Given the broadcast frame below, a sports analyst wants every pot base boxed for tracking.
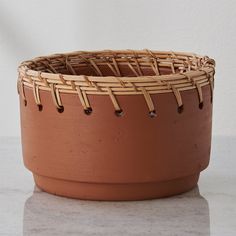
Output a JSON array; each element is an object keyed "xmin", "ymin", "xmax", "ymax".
[{"xmin": 33, "ymin": 173, "xmax": 200, "ymax": 201}]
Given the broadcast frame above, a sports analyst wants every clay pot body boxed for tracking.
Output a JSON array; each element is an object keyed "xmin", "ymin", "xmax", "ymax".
[{"xmin": 20, "ymin": 84, "xmax": 212, "ymax": 200}]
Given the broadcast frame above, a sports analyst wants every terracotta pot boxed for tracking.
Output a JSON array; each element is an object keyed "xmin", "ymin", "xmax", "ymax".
[{"xmin": 18, "ymin": 50, "xmax": 215, "ymax": 200}]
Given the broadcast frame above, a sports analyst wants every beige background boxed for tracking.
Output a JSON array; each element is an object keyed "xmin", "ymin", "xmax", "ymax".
[{"xmin": 0, "ymin": 0, "xmax": 235, "ymax": 136}]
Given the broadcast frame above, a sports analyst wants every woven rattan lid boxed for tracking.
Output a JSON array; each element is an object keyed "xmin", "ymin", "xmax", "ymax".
[{"xmin": 17, "ymin": 50, "xmax": 215, "ymax": 116}]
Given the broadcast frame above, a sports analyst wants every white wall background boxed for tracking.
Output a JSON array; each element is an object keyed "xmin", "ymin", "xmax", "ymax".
[{"xmin": 0, "ymin": 0, "xmax": 235, "ymax": 137}]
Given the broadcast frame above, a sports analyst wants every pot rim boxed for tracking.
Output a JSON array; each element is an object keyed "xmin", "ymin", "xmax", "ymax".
[{"xmin": 17, "ymin": 49, "xmax": 215, "ymax": 114}]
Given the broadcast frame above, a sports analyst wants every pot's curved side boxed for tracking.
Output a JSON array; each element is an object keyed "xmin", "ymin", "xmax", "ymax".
[{"xmin": 20, "ymin": 85, "xmax": 212, "ymax": 200}]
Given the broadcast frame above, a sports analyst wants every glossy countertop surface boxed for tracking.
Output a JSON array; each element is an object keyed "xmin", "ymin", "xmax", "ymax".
[{"xmin": 0, "ymin": 136, "xmax": 235, "ymax": 236}]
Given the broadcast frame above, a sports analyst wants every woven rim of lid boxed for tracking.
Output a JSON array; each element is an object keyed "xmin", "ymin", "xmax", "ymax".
[{"xmin": 17, "ymin": 49, "xmax": 215, "ymax": 116}]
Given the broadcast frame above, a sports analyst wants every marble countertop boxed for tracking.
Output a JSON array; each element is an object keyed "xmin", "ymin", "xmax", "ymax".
[{"xmin": 0, "ymin": 136, "xmax": 235, "ymax": 236}]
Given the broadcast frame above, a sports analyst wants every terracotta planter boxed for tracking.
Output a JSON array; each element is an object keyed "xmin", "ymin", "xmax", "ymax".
[{"xmin": 18, "ymin": 50, "xmax": 215, "ymax": 200}]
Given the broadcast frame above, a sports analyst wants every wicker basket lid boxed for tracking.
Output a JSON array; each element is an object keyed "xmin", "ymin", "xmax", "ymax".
[{"xmin": 17, "ymin": 50, "xmax": 215, "ymax": 116}]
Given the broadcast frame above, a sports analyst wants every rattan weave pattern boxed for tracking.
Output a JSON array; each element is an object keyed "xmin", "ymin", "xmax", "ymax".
[{"xmin": 17, "ymin": 50, "xmax": 215, "ymax": 115}]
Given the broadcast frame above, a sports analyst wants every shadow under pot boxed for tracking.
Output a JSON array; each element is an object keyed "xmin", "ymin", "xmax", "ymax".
[{"xmin": 17, "ymin": 50, "xmax": 216, "ymax": 200}]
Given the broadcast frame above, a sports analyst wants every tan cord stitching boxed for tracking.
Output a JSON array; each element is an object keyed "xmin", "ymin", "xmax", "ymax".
[
  {"xmin": 195, "ymin": 82, "xmax": 203, "ymax": 104},
  {"xmin": 91, "ymin": 81, "xmax": 101, "ymax": 92},
  {"xmin": 33, "ymin": 81, "xmax": 41, "ymax": 105},
  {"xmin": 89, "ymin": 59, "xmax": 103, "ymax": 76},
  {"xmin": 65, "ymin": 56, "xmax": 77, "ymax": 75},
  {"xmin": 55, "ymin": 88, "xmax": 62, "ymax": 107},
  {"xmin": 152, "ymin": 58, "xmax": 160, "ymax": 75},
  {"xmin": 59, "ymin": 74, "xmax": 66, "ymax": 85},
  {"xmin": 145, "ymin": 49, "xmax": 160, "ymax": 75},
  {"xmin": 169, "ymin": 83, "xmax": 183, "ymax": 107},
  {"xmin": 70, "ymin": 80, "xmax": 76, "ymax": 90},
  {"xmin": 126, "ymin": 57, "xmax": 140, "ymax": 76},
  {"xmin": 18, "ymin": 50, "xmax": 215, "ymax": 113},
  {"xmin": 141, "ymin": 87, "xmax": 155, "ymax": 112},
  {"xmin": 106, "ymin": 62, "xmax": 118, "ymax": 76},
  {"xmin": 107, "ymin": 87, "xmax": 121, "ymax": 111},
  {"xmin": 76, "ymin": 77, "xmax": 93, "ymax": 112},
  {"xmin": 25, "ymin": 69, "xmax": 33, "ymax": 83},
  {"xmin": 74, "ymin": 83, "xmax": 87, "ymax": 110},
  {"xmin": 179, "ymin": 72, "xmax": 191, "ymax": 83},
  {"xmin": 116, "ymin": 77, "xmax": 126, "ymax": 87},
  {"xmin": 83, "ymin": 75, "xmax": 93, "ymax": 87},
  {"xmin": 112, "ymin": 57, "xmax": 121, "ymax": 76},
  {"xmin": 104, "ymin": 57, "xmax": 118, "ymax": 76},
  {"xmin": 50, "ymin": 84, "xmax": 62, "ymax": 109},
  {"xmin": 129, "ymin": 82, "xmax": 138, "ymax": 92},
  {"xmin": 17, "ymin": 71, "xmax": 21, "ymax": 95},
  {"xmin": 41, "ymin": 57, "xmax": 59, "ymax": 73},
  {"xmin": 199, "ymin": 69, "xmax": 214, "ymax": 102},
  {"xmin": 42, "ymin": 61, "xmax": 58, "ymax": 74},
  {"xmin": 186, "ymin": 57, "xmax": 191, "ymax": 71},
  {"xmin": 77, "ymin": 55, "xmax": 99, "ymax": 76},
  {"xmin": 82, "ymin": 90, "xmax": 91, "ymax": 109},
  {"xmin": 38, "ymin": 72, "xmax": 49, "ymax": 87},
  {"xmin": 150, "ymin": 62, "xmax": 159, "ymax": 75},
  {"xmin": 170, "ymin": 62, "xmax": 176, "ymax": 74},
  {"xmin": 19, "ymin": 81, "xmax": 27, "ymax": 105},
  {"xmin": 182, "ymin": 73, "xmax": 203, "ymax": 105},
  {"xmin": 73, "ymin": 80, "xmax": 92, "ymax": 110},
  {"xmin": 130, "ymin": 50, "xmax": 143, "ymax": 76}
]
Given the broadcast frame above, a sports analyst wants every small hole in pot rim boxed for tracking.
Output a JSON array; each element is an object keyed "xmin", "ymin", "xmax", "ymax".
[
  {"xmin": 149, "ymin": 110, "xmax": 157, "ymax": 118},
  {"xmin": 57, "ymin": 106, "xmax": 64, "ymax": 113},
  {"xmin": 199, "ymin": 102, "xmax": 204, "ymax": 109},
  {"xmin": 178, "ymin": 105, "xmax": 184, "ymax": 114},
  {"xmin": 84, "ymin": 107, "xmax": 93, "ymax": 115},
  {"xmin": 115, "ymin": 109, "xmax": 124, "ymax": 117},
  {"xmin": 37, "ymin": 104, "xmax": 43, "ymax": 111},
  {"xmin": 24, "ymin": 100, "xmax": 27, "ymax": 106}
]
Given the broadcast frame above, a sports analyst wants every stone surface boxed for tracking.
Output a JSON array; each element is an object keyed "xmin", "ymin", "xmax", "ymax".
[{"xmin": 0, "ymin": 136, "xmax": 235, "ymax": 236}]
